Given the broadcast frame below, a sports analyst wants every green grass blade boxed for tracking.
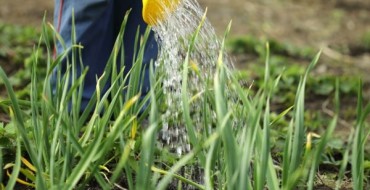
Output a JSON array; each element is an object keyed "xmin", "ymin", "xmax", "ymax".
[
  {"xmin": 307, "ymin": 116, "xmax": 338, "ymax": 190},
  {"xmin": 256, "ymin": 97, "xmax": 270, "ymax": 190},
  {"xmin": 152, "ymin": 166, "xmax": 205, "ymax": 189},
  {"xmin": 0, "ymin": 66, "xmax": 46, "ymax": 189},
  {"xmin": 228, "ymin": 67, "xmax": 259, "ymax": 189},
  {"xmin": 282, "ymin": 120, "xmax": 293, "ymax": 187},
  {"xmin": 78, "ymin": 10, "xmax": 130, "ymax": 124},
  {"xmin": 266, "ymin": 155, "xmax": 279, "ymax": 190},
  {"xmin": 181, "ymin": 10, "xmax": 209, "ymax": 163},
  {"xmin": 307, "ymin": 79, "xmax": 340, "ymax": 190},
  {"xmin": 289, "ymin": 51, "xmax": 321, "ymax": 173},
  {"xmin": 136, "ymin": 62, "xmax": 158, "ymax": 190},
  {"xmin": 204, "ymin": 141, "xmax": 217, "ymax": 190},
  {"xmin": 351, "ymin": 79, "xmax": 370, "ymax": 190},
  {"xmin": 5, "ymin": 137, "xmax": 21, "ymax": 190},
  {"xmin": 214, "ymin": 61, "xmax": 238, "ymax": 189},
  {"xmin": 136, "ymin": 123, "xmax": 157, "ymax": 190},
  {"xmin": 0, "ymin": 148, "xmax": 2, "ymax": 185}
]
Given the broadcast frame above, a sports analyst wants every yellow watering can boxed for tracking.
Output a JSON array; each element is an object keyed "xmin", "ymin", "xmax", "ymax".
[{"xmin": 142, "ymin": 0, "xmax": 181, "ymax": 26}]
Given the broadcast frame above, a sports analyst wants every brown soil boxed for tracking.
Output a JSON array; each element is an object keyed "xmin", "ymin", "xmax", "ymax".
[
  {"xmin": 0, "ymin": 0, "xmax": 369, "ymax": 46},
  {"xmin": 1, "ymin": 0, "xmax": 368, "ymax": 74},
  {"xmin": 0, "ymin": 2, "xmax": 368, "ymax": 118},
  {"xmin": 0, "ymin": 0, "xmax": 54, "ymax": 26},
  {"xmin": 199, "ymin": 0, "xmax": 370, "ymax": 77},
  {"xmin": 201, "ymin": 0, "xmax": 370, "ymax": 46},
  {"xmin": 0, "ymin": 0, "xmax": 369, "ymax": 130}
]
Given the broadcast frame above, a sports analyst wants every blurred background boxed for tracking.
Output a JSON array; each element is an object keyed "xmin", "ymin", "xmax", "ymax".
[
  {"xmin": 0, "ymin": 1, "xmax": 369, "ymax": 63},
  {"xmin": 0, "ymin": 0, "xmax": 369, "ymax": 74},
  {"xmin": 0, "ymin": 0, "xmax": 369, "ymax": 134}
]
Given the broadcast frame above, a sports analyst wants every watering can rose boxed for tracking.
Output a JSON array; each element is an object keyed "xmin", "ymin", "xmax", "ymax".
[{"xmin": 142, "ymin": 0, "xmax": 181, "ymax": 25}]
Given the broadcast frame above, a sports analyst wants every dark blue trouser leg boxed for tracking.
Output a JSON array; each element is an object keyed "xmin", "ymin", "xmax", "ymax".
[{"xmin": 53, "ymin": 0, "xmax": 158, "ymax": 111}]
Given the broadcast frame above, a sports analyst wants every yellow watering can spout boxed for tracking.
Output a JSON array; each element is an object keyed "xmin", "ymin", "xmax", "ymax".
[{"xmin": 142, "ymin": 0, "xmax": 181, "ymax": 26}]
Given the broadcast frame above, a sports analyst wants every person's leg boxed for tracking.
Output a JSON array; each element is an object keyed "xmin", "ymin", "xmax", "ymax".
[
  {"xmin": 53, "ymin": 0, "xmax": 158, "ymax": 110},
  {"xmin": 114, "ymin": 0, "xmax": 159, "ymax": 96},
  {"xmin": 53, "ymin": 0, "xmax": 118, "ymax": 109}
]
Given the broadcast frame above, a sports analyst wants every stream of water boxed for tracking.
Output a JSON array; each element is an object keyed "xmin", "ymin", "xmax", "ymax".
[{"xmin": 151, "ymin": 0, "xmax": 232, "ymax": 156}]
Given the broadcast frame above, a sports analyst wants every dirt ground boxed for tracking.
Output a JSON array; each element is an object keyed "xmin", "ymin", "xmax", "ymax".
[
  {"xmin": 0, "ymin": 1, "xmax": 369, "ymax": 96},
  {"xmin": 1, "ymin": 0, "xmax": 369, "ymax": 121},
  {"xmin": 0, "ymin": 0, "xmax": 369, "ymax": 46},
  {"xmin": 0, "ymin": 1, "xmax": 369, "ymax": 102},
  {"xmin": 1, "ymin": 0, "xmax": 369, "ymax": 71}
]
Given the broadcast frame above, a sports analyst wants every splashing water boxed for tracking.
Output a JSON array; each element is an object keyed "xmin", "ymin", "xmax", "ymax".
[{"xmin": 151, "ymin": 0, "xmax": 233, "ymax": 156}]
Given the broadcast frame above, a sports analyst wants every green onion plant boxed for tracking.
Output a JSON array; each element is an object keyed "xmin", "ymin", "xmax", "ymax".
[{"xmin": 0, "ymin": 11, "xmax": 368, "ymax": 190}]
